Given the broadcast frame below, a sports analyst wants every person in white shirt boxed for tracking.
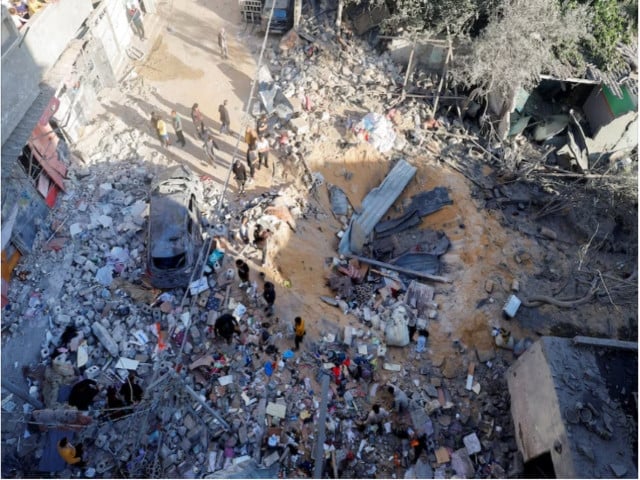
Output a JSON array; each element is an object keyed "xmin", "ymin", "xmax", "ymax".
[{"xmin": 256, "ymin": 135, "xmax": 270, "ymax": 170}]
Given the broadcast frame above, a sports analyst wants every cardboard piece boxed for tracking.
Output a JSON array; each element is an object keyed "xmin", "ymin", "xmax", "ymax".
[{"xmin": 266, "ymin": 402, "xmax": 287, "ymax": 418}]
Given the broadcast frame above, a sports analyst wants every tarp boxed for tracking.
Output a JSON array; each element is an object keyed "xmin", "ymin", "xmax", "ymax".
[{"xmin": 353, "ymin": 112, "xmax": 396, "ymax": 153}]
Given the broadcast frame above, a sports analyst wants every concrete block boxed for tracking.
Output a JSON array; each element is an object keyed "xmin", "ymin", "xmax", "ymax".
[{"xmin": 289, "ymin": 116, "xmax": 309, "ymax": 134}]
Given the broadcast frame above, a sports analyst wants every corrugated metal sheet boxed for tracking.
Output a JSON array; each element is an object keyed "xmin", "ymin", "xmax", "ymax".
[{"xmin": 339, "ymin": 158, "xmax": 417, "ymax": 254}]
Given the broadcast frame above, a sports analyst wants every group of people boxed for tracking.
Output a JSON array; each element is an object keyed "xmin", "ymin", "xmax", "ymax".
[
  {"xmin": 232, "ymin": 114, "xmax": 272, "ymax": 196},
  {"xmin": 210, "ymin": 252, "xmax": 307, "ymax": 351},
  {"xmin": 148, "ymin": 100, "xmax": 232, "ymax": 164},
  {"xmin": 7, "ymin": 0, "xmax": 49, "ymax": 28}
]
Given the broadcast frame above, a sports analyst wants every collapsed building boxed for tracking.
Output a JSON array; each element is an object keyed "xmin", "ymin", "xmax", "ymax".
[{"xmin": 1, "ymin": 1, "xmax": 637, "ymax": 479}]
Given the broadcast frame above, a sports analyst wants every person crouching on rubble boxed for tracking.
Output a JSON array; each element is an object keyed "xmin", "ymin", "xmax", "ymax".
[
  {"xmin": 57, "ymin": 437, "xmax": 85, "ymax": 467},
  {"xmin": 357, "ymin": 404, "xmax": 389, "ymax": 433},
  {"xmin": 215, "ymin": 313, "xmax": 240, "ymax": 344}
]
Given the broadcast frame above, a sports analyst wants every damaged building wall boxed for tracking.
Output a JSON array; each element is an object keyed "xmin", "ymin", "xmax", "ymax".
[
  {"xmin": 507, "ymin": 336, "xmax": 638, "ymax": 479},
  {"xmin": 506, "ymin": 339, "xmax": 576, "ymax": 477},
  {"xmin": 0, "ymin": 0, "xmax": 93, "ymax": 142}
]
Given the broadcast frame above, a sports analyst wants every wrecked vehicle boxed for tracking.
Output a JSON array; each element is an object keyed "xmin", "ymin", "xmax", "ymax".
[
  {"xmin": 261, "ymin": 0, "xmax": 294, "ymax": 34},
  {"xmin": 146, "ymin": 165, "xmax": 204, "ymax": 289}
]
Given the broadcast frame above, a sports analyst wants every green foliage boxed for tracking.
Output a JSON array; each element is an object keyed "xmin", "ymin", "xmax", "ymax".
[{"xmin": 586, "ymin": 0, "xmax": 635, "ymax": 70}]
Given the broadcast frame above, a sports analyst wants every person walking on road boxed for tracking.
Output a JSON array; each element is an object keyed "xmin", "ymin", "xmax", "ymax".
[
  {"xmin": 218, "ymin": 100, "xmax": 231, "ymax": 134},
  {"xmin": 191, "ymin": 103, "xmax": 206, "ymax": 139},
  {"xmin": 203, "ymin": 131, "xmax": 220, "ymax": 164},
  {"xmin": 171, "ymin": 110, "xmax": 186, "ymax": 147},
  {"xmin": 294, "ymin": 316, "xmax": 306, "ymax": 350},
  {"xmin": 232, "ymin": 159, "xmax": 247, "ymax": 196},
  {"xmin": 218, "ymin": 27, "xmax": 228, "ymax": 59}
]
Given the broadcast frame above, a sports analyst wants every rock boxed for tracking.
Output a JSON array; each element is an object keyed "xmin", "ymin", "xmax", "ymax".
[
  {"xmin": 441, "ymin": 357, "xmax": 461, "ymax": 379},
  {"xmin": 435, "ymin": 446, "xmax": 450, "ymax": 464},
  {"xmin": 438, "ymin": 414, "xmax": 451, "ymax": 427},
  {"xmin": 484, "ymin": 279, "xmax": 494, "ymax": 293},
  {"xmin": 91, "ymin": 322, "xmax": 119, "ymax": 357},
  {"xmin": 424, "ymin": 384, "xmax": 438, "ymax": 398},
  {"xmin": 451, "ymin": 448, "xmax": 474, "ymax": 478},
  {"xmin": 475, "ymin": 349, "xmax": 496, "ymax": 363},
  {"xmin": 182, "ymin": 415, "xmax": 196, "ymax": 430},
  {"xmin": 289, "ymin": 116, "xmax": 309, "ymax": 135},
  {"xmin": 610, "ymin": 464, "xmax": 628, "ymax": 477},
  {"xmin": 463, "ymin": 432, "xmax": 481, "ymax": 455}
]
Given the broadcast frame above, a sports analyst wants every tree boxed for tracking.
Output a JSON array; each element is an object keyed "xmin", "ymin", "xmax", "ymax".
[
  {"xmin": 450, "ymin": 0, "xmax": 591, "ymax": 98},
  {"xmin": 586, "ymin": 0, "xmax": 636, "ymax": 70}
]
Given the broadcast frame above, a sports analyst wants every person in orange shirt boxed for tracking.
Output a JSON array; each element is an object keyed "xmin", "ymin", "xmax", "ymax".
[
  {"xmin": 57, "ymin": 437, "xmax": 84, "ymax": 466},
  {"xmin": 294, "ymin": 316, "xmax": 305, "ymax": 350}
]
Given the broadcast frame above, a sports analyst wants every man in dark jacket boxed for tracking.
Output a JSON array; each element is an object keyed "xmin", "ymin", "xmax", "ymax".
[
  {"xmin": 263, "ymin": 281, "xmax": 276, "ymax": 317},
  {"xmin": 232, "ymin": 159, "xmax": 247, "ymax": 196}
]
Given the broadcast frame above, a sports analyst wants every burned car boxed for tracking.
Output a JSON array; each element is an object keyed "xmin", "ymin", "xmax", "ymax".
[{"xmin": 146, "ymin": 165, "xmax": 204, "ymax": 289}]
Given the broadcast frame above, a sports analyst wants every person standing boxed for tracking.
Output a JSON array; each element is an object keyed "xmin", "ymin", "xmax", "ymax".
[
  {"xmin": 294, "ymin": 316, "xmax": 305, "ymax": 350},
  {"xmin": 236, "ymin": 259, "xmax": 250, "ymax": 287},
  {"xmin": 150, "ymin": 111, "xmax": 161, "ymax": 141},
  {"xmin": 127, "ymin": 3, "xmax": 146, "ymax": 40},
  {"xmin": 218, "ymin": 100, "xmax": 231, "ymax": 134},
  {"xmin": 191, "ymin": 103, "xmax": 205, "ymax": 139},
  {"xmin": 263, "ymin": 281, "xmax": 275, "ymax": 317},
  {"xmin": 171, "ymin": 110, "xmax": 186, "ymax": 147},
  {"xmin": 218, "ymin": 27, "xmax": 229, "ymax": 59},
  {"xmin": 232, "ymin": 159, "xmax": 247, "ymax": 196},
  {"xmin": 156, "ymin": 116, "xmax": 170, "ymax": 147},
  {"xmin": 57, "ymin": 437, "xmax": 84, "ymax": 466},
  {"xmin": 246, "ymin": 145, "xmax": 257, "ymax": 180},
  {"xmin": 256, "ymin": 114, "xmax": 268, "ymax": 137},
  {"xmin": 256, "ymin": 135, "xmax": 270, "ymax": 170}
]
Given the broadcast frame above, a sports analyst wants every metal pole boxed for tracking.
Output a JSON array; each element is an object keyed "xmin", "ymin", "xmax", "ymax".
[{"xmin": 312, "ymin": 373, "xmax": 330, "ymax": 478}]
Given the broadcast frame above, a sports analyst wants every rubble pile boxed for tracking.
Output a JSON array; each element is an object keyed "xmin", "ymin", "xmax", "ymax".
[{"xmin": 0, "ymin": 20, "xmax": 536, "ymax": 480}]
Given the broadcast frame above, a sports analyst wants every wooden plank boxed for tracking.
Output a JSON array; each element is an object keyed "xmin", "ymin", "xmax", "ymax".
[
  {"xmin": 349, "ymin": 254, "xmax": 451, "ymax": 284},
  {"xmin": 572, "ymin": 336, "xmax": 638, "ymax": 351}
]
